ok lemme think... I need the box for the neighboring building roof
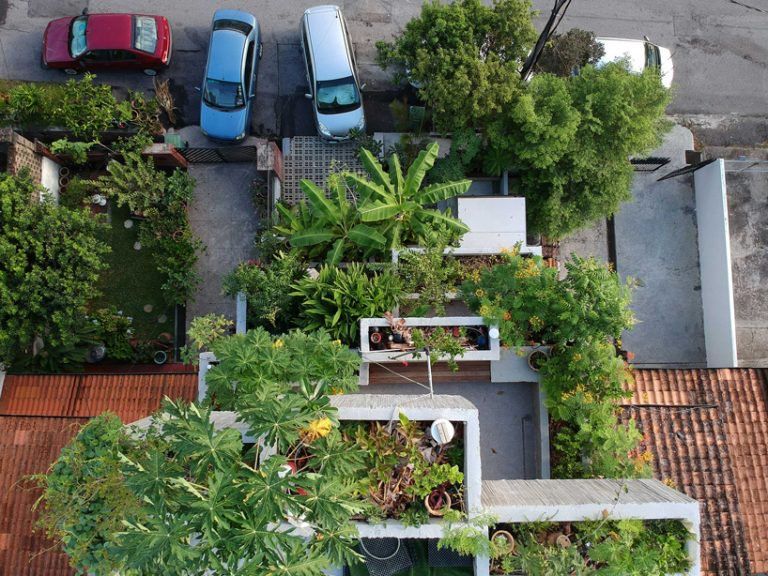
[625,368,768,576]
[0,370,198,576]
[0,371,198,422]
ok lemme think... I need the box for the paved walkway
[180,127,263,329]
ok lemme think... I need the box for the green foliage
[181,313,233,364]
[89,307,135,362]
[535,28,605,77]
[50,139,97,165]
[276,144,470,263]
[376,0,536,132]
[462,252,635,348]
[0,81,65,125]
[438,513,501,558]
[407,461,464,499]
[55,74,129,139]
[0,172,109,368]
[522,64,672,238]
[223,251,307,333]
[33,414,141,575]
[93,155,202,305]
[398,238,463,316]
[411,327,467,371]
[58,175,93,210]
[291,263,402,345]
[205,328,360,411]
[349,143,471,248]
[275,173,386,266]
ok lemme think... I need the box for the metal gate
[179,146,259,163]
[631,156,671,172]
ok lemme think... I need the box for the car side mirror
[360,83,367,91]
[304,93,312,100]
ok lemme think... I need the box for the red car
[42,12,172,75]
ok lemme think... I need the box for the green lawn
[91,204,174,341]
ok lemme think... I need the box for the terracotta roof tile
[0,372,198,422]
[626,368,768,576]
[0,370,198,575]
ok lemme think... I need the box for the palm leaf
[290,229,337,247]
[358,200,401,222]
[325,237,346,266]
[345,172,388,202]
[299,180,336,220]
[404,142,439,196]
[388,153,404,194]
[358,148,393,193]
[347,224,386,248]
[420,209,470,233]
[418,179,472,204]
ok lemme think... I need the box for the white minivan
[301,5,366,140]
[596,36,674,89]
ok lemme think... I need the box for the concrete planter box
[360,316,500,364]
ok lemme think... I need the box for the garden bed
[90,204,174,346]
[486,519,691,575]
[361,316,500,365]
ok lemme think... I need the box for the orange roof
[625,368,768,576]
[0,370,198,576]
[0,372,198,423]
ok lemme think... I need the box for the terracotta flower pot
[491,529,517,555]
[424,490,452,516]
[527,349,549,372]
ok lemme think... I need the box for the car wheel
[40,53,48,69]
[63,68,78,75]
[143,68,158,76]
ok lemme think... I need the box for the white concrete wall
[40,157,61,202]
[694,160,738,368]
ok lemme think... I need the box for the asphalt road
[1,0,767,140]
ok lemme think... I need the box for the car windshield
[134,16,158,53]
[70,16,87,58]
[203,78,244,109]
[645,42,661,69]
[316,76,360,114]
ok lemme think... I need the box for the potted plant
[424,487,452,516]
[527,348,549,371]
[491,529,516,555]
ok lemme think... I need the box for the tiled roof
[0,416,82,576]
[625,368,768,576]
[0,371,198,422]
[0,371,198,576]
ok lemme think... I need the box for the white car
[300,5,366,141]
[596,37,673,88]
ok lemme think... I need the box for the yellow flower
[302,417,333,443]
[529,315,544,331]
[332,339,342,347]
[573,353,582,362]
[329,386,344,395]
[475,288,485,298]
[502,311,512,321]
[273,338,284,349]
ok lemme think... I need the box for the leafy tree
[0,172,109,368]
[521,64,671,238]
[38,331,365,574]
[534,28,605,77]
[376,0,536,132]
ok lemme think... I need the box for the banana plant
[348,142,472,248]
[275,174,387,265]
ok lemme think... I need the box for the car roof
[86,13,135,51]
[303,5,353,82]
[595,37,647,74]
[206,29,246,83]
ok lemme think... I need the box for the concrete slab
[724,169,768,367]
[615,126,706,366]
[359,381,539,482]
[181,127,262,328]
[558,218,609,266]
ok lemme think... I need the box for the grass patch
[90,204,174,341]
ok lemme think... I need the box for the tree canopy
[37,330,364,575]
[378,4,672,239]
[0,172,109,367]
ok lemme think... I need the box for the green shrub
[222,251,306,333]
[291,263,402,345]
[89,307,135,362]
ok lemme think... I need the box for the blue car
[200,10,261,141]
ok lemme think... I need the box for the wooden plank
[368,361,491,385]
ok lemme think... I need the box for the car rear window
[213,19,252,35]
[70,16,87,58]
[134,16,158,53]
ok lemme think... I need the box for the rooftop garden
[0,74,200,371]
